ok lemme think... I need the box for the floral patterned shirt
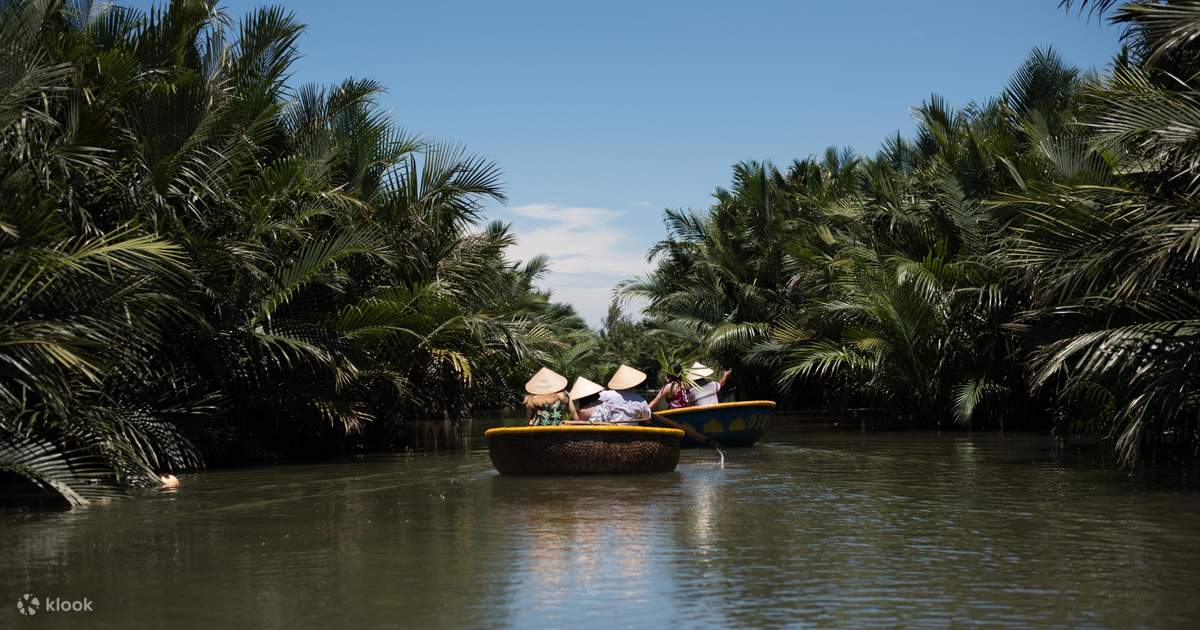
[530,399,567,426]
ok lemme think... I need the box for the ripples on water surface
[5,418,1200,628]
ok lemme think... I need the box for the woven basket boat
[655,400,777,447]
[484,425,684,475]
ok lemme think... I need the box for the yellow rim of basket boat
[485,425,683,438]
[654,400,777,417]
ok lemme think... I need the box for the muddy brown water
[4,417,1200,628]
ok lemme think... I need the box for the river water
[5,418,1200,628]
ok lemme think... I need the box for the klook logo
[15,593,92,616]
[15,594,38,616]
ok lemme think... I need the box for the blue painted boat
[654,401,777,447]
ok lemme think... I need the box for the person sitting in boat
[647,364,693,410]
[687,362,732,406]
[595,364,652,424]
[566,376,605,423]
[524,367,575,426]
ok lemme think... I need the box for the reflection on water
[5,418,1200,628]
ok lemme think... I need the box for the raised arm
[717,370,733,389]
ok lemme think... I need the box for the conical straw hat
[569,377,604,400]
[607,364,647,390]
[686,361,714,380]
[525,367,568,395]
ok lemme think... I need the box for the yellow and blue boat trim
[655,400,777,447]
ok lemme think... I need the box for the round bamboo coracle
[654,400,777,447]
[485,425,684,475]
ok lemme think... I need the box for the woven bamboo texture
[485,425,683,475]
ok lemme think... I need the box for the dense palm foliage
[626,0,1200,464]
[0,0,581,505]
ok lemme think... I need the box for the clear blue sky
[132,1,1121,325]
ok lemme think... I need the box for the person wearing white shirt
[594,364,651,423]
[686,362,732,406]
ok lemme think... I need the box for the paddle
[650,412,720,449]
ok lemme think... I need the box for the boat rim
[654,400,777,417]
[485,425,684,438]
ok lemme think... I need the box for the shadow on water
[399,408,519,452]
[403,417,473,452]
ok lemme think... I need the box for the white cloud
[503,204,652,326]
[509,204,620,228]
